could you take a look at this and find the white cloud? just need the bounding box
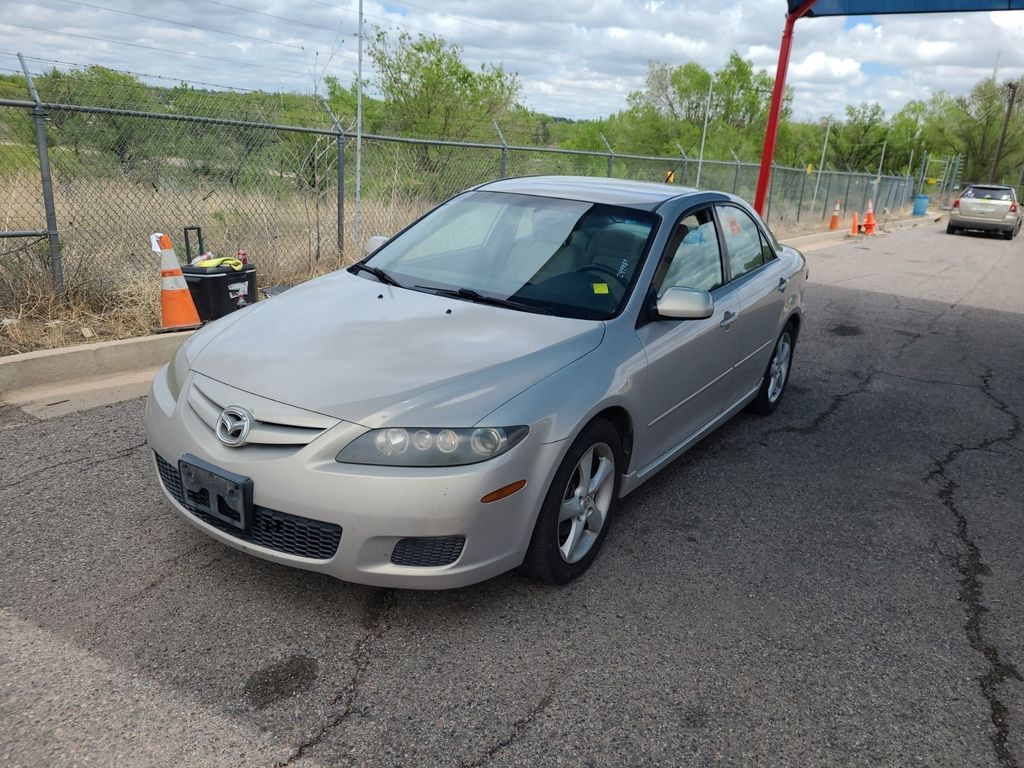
[0,1,1021,123]
[790,52,862,83]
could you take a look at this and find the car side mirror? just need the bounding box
[364,235,389,257]
[656,287,714,320]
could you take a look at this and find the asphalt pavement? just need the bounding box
[2,220,1023,767]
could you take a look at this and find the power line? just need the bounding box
[304,0,637,67]
[195,0,356,37]
[50,0,312,53]
[0,51,259,93]
[0,22,323,80]
[296,0,629,100]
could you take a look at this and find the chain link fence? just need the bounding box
[0,62,917,313]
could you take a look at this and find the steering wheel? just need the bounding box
[573,263,626,285]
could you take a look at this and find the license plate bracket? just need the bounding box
[178,454,254,530]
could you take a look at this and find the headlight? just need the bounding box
[166,344,191,401]
[336,426,528,467]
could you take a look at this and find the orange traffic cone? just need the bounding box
[829,199,841,231]
[152,232,201,332]
[863,198,876,235]
[849,211,859,236]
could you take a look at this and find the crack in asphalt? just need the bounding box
[928,368,1023,768]
[779,369,876,436]
[0,439,149,493]
[874,370,983,390]
[78,539,220,639]
[274,589,397,768]
[760,302,939,445]
[459,677,557,768]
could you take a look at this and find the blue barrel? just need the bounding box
[912,194,929,216]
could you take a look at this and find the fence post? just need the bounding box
[320,97,346,264]
[729,150,741,195]
[796,170,807,223]
[18,53,64,302]
[766,162,777,223]
[600,133,614,178]
[821,172,833,221]
[494,121,508,179]
[676,142,689,185]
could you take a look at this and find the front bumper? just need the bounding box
[145,366,567,589]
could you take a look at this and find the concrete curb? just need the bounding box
[1,214,946,394]
[780,214,938,250]
[0,331,192,395]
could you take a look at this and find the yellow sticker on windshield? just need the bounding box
[593,283,609,294]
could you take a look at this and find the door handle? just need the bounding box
[777,276,790,293]
[720,310,738,329]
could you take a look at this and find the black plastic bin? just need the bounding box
[182,263,257,322]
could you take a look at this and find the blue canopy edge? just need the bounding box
[789,0,1024,16]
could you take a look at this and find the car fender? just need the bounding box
[478,325,645,457]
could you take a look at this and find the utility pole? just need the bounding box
[871,138,887,203]
[988,81,1018,184]
[810,118,831,210]
[696,78,713,188]
[355,0,364,251]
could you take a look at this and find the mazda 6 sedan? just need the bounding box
[147,176,807,589]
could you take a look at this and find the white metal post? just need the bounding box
[355,0,363,252]
[696,79,712,188]
[810,118,831,210]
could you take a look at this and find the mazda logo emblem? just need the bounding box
[216,406,253,447]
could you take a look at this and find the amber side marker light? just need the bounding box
[481,480,527,504]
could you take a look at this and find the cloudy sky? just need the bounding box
[1,1,1022,122]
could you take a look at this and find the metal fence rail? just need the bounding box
[0,84,917,309]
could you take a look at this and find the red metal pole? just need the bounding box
[754,0,817,215]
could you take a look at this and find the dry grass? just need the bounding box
[1,173,434,355]
[1,169,909,356]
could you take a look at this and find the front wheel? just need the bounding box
[749,323,796,415]
[520,419,622,584]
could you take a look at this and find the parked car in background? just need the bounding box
[947,184,1021,239]
[147,176,807,589]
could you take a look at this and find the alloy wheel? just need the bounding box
[768,332,792,404]
[557,442,615,564]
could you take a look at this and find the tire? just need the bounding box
[520,419,622,584]
[749,322,796,416]
[946,223,958,235]
[1004,229,1014,241]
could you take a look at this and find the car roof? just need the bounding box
[475,175,705,211]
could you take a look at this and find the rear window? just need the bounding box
[962,186,1014,201]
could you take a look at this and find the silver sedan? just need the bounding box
[146,176,807,588]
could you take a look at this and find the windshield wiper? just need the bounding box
[350,262,401,287]
[415,286,551,315]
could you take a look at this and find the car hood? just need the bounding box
[191,270,604,428]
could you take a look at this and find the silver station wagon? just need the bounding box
[947,183,1022,239]
[146,176,808,589]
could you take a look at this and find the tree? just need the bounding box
[41,66,161,174]
[928,78,1024,183]
[368,29,521,143]
[828,103,887,172]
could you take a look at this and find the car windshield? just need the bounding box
[962,186,1013,201]
[362,190,658,320]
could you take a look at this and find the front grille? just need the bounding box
[155,453,342,560]
[391,536,466,567]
